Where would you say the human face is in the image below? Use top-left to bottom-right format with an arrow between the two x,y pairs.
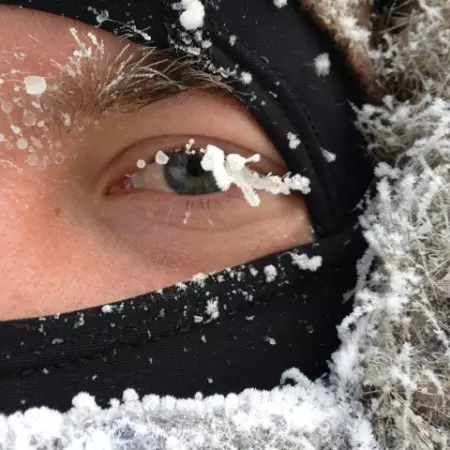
0,6 -> 312,319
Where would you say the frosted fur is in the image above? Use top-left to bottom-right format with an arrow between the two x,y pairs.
336,1 -> 450,447
1,1 -> 449,449
0,375 -> 378,450
298,0 -> 373,87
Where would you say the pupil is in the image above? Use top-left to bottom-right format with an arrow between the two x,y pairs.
187,157 -> 203,177
163,151 -> 220,195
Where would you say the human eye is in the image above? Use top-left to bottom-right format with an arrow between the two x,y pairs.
104,136 -> 283,230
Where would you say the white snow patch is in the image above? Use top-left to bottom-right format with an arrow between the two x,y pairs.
265,337 -> 277,345
322,148 -> 336,162
155,151 -> 169,165
192,272 -> 208,287
314,53 -> 331,77
101,304 -> 114,314
287,132 -> 301,149
24,76 -> 47,95
179,0 -> 205,30
273,0 -> 288,8
240,71 -> 253,85
291,254 -> 323,272
0,378 -> 378,449
264,264 -> 278,282
205,299 -> 219,320
136,159 -> 146,169
200,144 -> 310,207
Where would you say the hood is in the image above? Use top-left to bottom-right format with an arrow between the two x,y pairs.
0,0 -> 449,448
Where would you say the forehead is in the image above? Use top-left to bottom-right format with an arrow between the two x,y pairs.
0,6 -> 119,73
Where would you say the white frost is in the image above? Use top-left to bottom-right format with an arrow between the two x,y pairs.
287,132 -> 301,149
101,305 -> 114,314
16,138 -> 28,150
322,148 -> 336,162
136,159 -> 146,169
155,151 -> 169,165
273,0 -> 288,8
240,71 -> 253,85
179,0 -> 205,31
264,264 -> 278,282
291,253 -> 323,272
201,145 -> 311,207
24,76 -> 47,96
314,53 -> 331,77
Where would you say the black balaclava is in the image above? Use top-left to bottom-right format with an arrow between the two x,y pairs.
0,0 -> 373,413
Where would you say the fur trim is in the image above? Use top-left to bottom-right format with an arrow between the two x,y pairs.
298,0 -> 375,91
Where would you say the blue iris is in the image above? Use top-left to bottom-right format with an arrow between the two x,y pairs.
164,151 -> 220,195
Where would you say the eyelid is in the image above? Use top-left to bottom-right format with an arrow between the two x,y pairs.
98,135 -> 286,197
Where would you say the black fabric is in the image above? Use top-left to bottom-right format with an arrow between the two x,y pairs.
0,0 -> 373,413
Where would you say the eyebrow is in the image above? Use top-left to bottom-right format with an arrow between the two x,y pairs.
40,39 -> 231,127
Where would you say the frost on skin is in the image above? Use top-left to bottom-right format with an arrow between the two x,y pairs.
23,76 -> 47,96
314,53 -> 331,76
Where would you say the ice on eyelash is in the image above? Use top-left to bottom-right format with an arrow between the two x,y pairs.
200,145 -> 311,207
128,145 -> 311,207
155,151 -> 169,165
136,159 -> 147,169
183,211 -> 192,225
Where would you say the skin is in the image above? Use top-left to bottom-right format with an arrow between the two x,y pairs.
0,6 -> 312,319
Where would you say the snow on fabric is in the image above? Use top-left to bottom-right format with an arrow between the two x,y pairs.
0,372 -> 377,450
178,0 -> 205,31
1,1 -> 449,449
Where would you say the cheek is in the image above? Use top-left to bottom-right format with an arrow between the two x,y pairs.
0,177 -> 310,318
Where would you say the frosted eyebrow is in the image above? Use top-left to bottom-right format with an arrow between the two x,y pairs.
40,44 -> 230,123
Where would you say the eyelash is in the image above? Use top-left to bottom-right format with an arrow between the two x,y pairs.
105,145 -> 248,206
